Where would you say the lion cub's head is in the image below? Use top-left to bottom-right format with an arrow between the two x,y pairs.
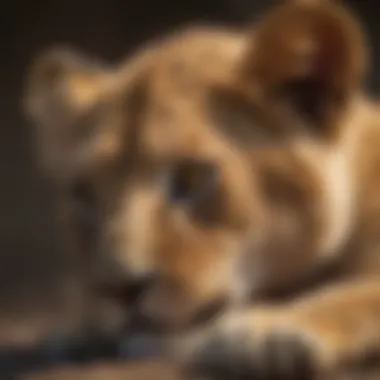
25,1 -> 367,337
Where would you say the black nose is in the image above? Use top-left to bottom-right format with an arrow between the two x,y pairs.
96,272 -> 156,307
126,274 -> 156,305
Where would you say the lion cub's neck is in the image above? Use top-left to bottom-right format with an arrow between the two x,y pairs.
293,96 -> 380,280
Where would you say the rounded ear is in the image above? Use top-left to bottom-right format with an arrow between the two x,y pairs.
25,47 -> 106,125
24,48 -> 110,180
239,1 -> 368,133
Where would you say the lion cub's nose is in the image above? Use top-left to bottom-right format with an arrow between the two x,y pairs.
127,274 -> 157,305
96,268 -> 158,306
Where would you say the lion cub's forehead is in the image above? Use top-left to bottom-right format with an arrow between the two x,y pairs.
118,27 -> 247,89
104,27 -> 248,162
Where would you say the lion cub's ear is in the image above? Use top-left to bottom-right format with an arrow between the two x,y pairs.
24,48 -> 111,180
25,48 -> 106,125
239,1 -> 367,138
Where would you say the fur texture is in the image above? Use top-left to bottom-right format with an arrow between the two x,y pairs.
25,1 -> 380,378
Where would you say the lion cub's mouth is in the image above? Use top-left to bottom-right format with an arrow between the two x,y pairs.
118,298 -> 228,361
96,281 -> 228,359
97,280 -> 228,330
94,285 -> 228,360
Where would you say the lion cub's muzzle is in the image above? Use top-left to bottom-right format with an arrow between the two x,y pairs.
97,270 -> 228,334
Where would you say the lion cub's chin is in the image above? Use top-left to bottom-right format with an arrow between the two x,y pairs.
120,297 -> 239,361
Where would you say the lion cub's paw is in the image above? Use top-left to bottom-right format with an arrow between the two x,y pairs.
186,309 -> 345,380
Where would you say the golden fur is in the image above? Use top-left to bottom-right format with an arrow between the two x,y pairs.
25,0 -> 380,378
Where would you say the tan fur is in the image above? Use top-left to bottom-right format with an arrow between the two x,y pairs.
24,0 -> 380,378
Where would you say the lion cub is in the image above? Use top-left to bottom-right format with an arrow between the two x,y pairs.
25,0 -> 380,378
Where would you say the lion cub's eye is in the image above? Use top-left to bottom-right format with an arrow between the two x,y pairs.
167,159 -> 219,205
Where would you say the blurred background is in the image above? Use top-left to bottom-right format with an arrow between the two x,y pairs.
0,0 -> 378,377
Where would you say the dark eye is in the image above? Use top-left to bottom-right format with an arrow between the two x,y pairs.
167,159 -> 219,205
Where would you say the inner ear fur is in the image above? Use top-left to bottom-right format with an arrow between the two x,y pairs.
238,1 -> 368,134
25,47 -> 107,126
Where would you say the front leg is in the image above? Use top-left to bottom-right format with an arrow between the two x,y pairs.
187,280 -> 380,380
